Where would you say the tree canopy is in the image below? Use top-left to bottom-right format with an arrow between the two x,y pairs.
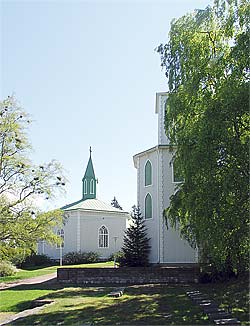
157,0 -> 249,274
0,96 -> 66,263
111,196 -> 123,210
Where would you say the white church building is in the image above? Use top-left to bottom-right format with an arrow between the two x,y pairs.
38,150 -> 130,261
133,92 -> 197,264
39,92 -> 197,265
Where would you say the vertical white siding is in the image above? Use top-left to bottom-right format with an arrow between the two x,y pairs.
136,147 -> 196,264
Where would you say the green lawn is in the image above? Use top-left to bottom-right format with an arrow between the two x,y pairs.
1,284 -> 208,325
0,274 -> 249,325
0,266 -> 57,283
0,261 -> 114,283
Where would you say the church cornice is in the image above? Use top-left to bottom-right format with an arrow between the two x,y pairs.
133,144 -> 176,168
63,207 -> 129,216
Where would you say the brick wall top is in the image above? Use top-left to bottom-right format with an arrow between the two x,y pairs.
57,266 -> 199,285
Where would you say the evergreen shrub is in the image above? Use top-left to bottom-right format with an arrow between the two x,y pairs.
120,205 -> 151,267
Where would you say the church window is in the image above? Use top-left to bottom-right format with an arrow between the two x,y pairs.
90,179 -> 94,194
56,229 -> 64,248
172,157 -> 184,183
98,225 -> 108,248
145,160 -> 152,186
145,193 -> 152,219
84,179 -> 88,194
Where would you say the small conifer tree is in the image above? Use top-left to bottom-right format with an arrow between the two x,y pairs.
111,196 -> 123,210
120,205 -> 151,267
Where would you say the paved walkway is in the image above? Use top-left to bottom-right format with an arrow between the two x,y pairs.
0,273 -> 57,325
0,272 -> 57,290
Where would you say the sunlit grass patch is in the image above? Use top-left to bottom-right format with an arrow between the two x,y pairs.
0,266 -> 57,283
0,261 -> 114,283
0,274 -> 248,325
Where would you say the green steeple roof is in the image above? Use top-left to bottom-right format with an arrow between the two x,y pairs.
82,147 -> 97,200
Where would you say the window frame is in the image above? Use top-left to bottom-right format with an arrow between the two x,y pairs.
84,179 -> 88,194
90,179 -> 94,194
98,225 -> 109,248
172,159 -> 184,184
144,159 -> 152,187
145,193 -> 153,219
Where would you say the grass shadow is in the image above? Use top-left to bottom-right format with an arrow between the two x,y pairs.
9,284 -> 209,325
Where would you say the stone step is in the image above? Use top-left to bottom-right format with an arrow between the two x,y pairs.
108,291 -> 123,297
199,301 -> 218,307
188,293 -> 203,299
186,291 -> 201,296
214,318 -> 241,325
196,300 -> 213,305
107,287 -> 125,298
192,297 -> 211,303
203,307 -> 226,314
208,312 -> 232,320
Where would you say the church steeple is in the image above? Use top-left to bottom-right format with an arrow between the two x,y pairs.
82,147 -> 97,200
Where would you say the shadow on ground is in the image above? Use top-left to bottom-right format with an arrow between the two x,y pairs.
6,284 -> 208,325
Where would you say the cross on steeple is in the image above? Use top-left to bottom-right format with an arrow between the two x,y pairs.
89,146 -> 92,156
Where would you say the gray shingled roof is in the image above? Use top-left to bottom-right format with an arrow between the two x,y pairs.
62,198 -> 129,214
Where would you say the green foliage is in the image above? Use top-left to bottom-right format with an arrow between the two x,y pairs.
157,0 -> 249,275
0,96 -> 67,260
0,246 -> 32,266
63,251 -> 100,265
0,260 -> 17,276
108,251 -> 124,262
21,254 -> 53,267
120,205 -> 151,267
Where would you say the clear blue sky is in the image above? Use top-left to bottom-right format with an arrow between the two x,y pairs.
1,0 -> 212,212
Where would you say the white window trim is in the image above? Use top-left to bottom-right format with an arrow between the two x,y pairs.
144,159 -> 153,187
90,179 -> 94,194
98,225 -> 109,248
84,179 -> 88,194
144,192 -> 153,219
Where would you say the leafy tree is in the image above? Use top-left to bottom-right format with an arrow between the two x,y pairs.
120,205 -> 151,267
0,96 -> 66,262
157,0 -> 249,275
111,196 -> 123,210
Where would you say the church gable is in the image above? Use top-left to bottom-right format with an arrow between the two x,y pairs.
39,148 -> 129,261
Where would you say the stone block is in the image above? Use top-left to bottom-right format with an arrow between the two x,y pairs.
214,318 -> 241,325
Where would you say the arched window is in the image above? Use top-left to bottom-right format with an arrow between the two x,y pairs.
98,225 -> 108,248
145,160 -> 152,186
145,193 -> 152,219
57,229 -> 64,248
172,157 -> 184,183
84,179 -> 88,194
90,179 -> 94,194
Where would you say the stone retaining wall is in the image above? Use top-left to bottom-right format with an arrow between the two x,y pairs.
57,266 -> 199,285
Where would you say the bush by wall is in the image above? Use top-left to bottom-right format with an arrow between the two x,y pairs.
108,251 -> 124,263
63,251 -> 100,265
21,254 -> 53,267
0,260 -> 17,277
